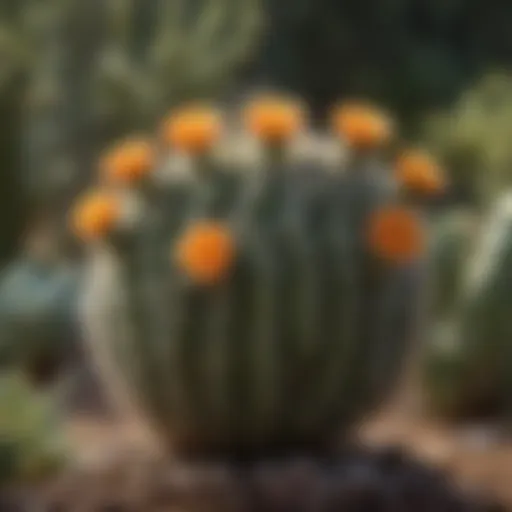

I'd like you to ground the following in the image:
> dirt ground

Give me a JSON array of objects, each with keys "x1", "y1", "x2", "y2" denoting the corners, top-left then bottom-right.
[
  {"x1": 360, "y1": 412, "x2": 512, "y2": 506},
  {"x1": 49, "y1": 362, "x2": 512, "y2": 510},
  {"x1": 359, "y1": 370, "x2": 512, "y2": 507},
  {"x1": 61, "y1": 406, "x2": 512, "y2": 509}
]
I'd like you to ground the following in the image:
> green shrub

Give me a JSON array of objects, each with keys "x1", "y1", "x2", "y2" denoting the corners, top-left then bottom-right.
[
  {"x1": 422, "y1": 72, "x2": 512, "y2": 210},
  {"x1": 0, "y1": 371, "x2": 66, "y2": 485}
]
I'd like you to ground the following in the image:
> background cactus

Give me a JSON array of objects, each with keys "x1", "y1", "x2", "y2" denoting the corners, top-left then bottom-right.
[
  {"x1": 0, "y1": 217, "x2": 78, "y2": 384},
  {"x1": 423, "y1": 192, "x2": 512, "y2": 419},
  {"x1": 0, "y1": 0, "x2": 43, "y2": 266},
  {"x1": 0, "y1": 0, "x2": 264, "y2": 269},
  {"x1": 0, "y1": 0, "x2": 91, "y2": 263},
  {"x1": 27, "y1": 0, "x2": 263, "y2": 202},
  {"x1": 75, "y1": 98, "x2": 435, "y2": 457},
  {"x1": 93, "y1": 0, "x2": 263, "y2": 140},
  {"x1": 428, "y1": 209, "x2": 476, "y2": 319},
  {"x1": 0, "y1": 371, "x2": 66, "y2": 485},
  {"x1": 422, "y1": 72, "x2": 512, "y2": 211}
]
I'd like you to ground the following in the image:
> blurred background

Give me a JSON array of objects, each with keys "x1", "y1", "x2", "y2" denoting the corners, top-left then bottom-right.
[
  {"x1": 2, "y1": 0, "x2": 512, "y2": 262},
  {"x1": 1, "y1": 0, "x2": 512, "y2": 508}
]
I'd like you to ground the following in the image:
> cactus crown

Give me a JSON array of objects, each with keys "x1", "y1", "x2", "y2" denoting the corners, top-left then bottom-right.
[
  {"x1": 73, "y1": 95, "x2": 443, "y2": 252},
  {"x1": 74, "y1": 94, "x2": 443, "y2": 457}
]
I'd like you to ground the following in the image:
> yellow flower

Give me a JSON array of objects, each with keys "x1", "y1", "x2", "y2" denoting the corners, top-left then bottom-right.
[
  {"x1": 174, "y1": 221, "x2": 235, "y2": 284},
  {"x1": 367, "y1": 205, "x2": 424, "y2": 262},
  {"x1": 100, "y1": 138, "x2": 155, "y2": 185},
  {"x1": 395, "y1": 149, "x2": 446, "y2": 195},
  {"x1": 71, "y1": 191, "x2": 120, "y2": 241},
  {"x1": 243, "y1": 95, "x2": 305, "y2": 143},
  {"x1": 332, "y1": 102, "x2": 393, "y2": 149},
  {"x1": 162, "y1": 105, "x2": 222, "y2": 154}
]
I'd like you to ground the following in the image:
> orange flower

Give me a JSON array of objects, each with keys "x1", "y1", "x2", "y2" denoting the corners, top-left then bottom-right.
[
  {"x1": 243, "y1": 95, "x2": 305, "y2": 143},
  {"x1": 367, "y1": 205, "x2": 424, "y2": 262},
  {"x1": 395, "y1": 150, "x2": 446, "y2": 195},
  {"x1": 332, "y1": 102, "x2": 393, "y2": 149},
  {"x1": 100, "y1": 138, "x2": 155, "y2": 185},
  {"x1": 174, "y1": 221, "x2": 235, "y2": 284},
  {"x1": 71, "y1": 191, "x2": 120, "y2": 241},
  {"x1": 161, "y1": 105, "x2": 222, "y2": 154}
]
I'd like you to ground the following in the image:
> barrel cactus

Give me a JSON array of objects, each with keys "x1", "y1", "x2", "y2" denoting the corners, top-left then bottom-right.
[
  {"x1": 423, "y1": 192, "x2": 512, "y2": 419},
  {"x1": 73, "y1": 96, "x2": 441, "y2": 457}
]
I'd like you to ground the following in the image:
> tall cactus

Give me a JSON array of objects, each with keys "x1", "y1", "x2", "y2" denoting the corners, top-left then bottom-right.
[
  {"x1": 2, "y1": 0, "x2": 263, "y2": 235},
  {"x1": 0, "y1": 0, "x2": 36, "y2": 265},
  {"x1": 0, "y1": 0, "x2": 85, "y2": 259},
  {"x1": 93, "y1": 0, "x2": 263, "y2": 141},
  {"x1": 73, "y1": 96, "x2": 440, "y2": 457},
  {"x1": 423, "y1": 192, "x2": 512, "y2": 419}
]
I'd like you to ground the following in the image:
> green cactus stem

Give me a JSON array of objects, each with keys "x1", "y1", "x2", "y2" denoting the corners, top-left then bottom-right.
[
  {"x1": 424, "y1": 193, "x2": 512, "y2": 420},
  {"x1": 428, "y1": 209, "x2": 477, "y2": 319}
]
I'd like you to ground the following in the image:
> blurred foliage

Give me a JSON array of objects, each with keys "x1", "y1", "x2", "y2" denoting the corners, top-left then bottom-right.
[
  {"x1": 4, "y1": 0, "x2": 512, "y2": 264},
  {"x1": 26, "y1": 0, "x2": 262, "y2": 199},
  {"x1": 93, "y1": 0, "x2": 263, "y2": 141},
  {"x1": 0, "y1": 0, "x2": 73, "y2": 265},
  {"x1": 0, "y1": 76, "x2": 25, "y2": 268},
  {"x1": 0, "y1": 0, "x2": 263, "y2": 267},
  {"x1": 252, "y1": 0, "x2": 512, "y2": 125},
  {"x1": 422, "y1": 72, "x2": 512, "y2": 210},
  {"x1": 0, "y1": 371, "x2": 66, "y2": 485}
]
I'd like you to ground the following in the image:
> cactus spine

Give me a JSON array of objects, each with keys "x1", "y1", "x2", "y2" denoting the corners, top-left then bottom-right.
[{"x1": 76, "y1": 98, "x2": 434, "y2": 456}]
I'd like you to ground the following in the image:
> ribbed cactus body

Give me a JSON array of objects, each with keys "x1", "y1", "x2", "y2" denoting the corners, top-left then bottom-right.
[
  {"x1": 424, "y1": 194, "x2": 512, "y2": 418},
  {"x1": 81, "y1": 144, "x2": 423, "y2": 455}
]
